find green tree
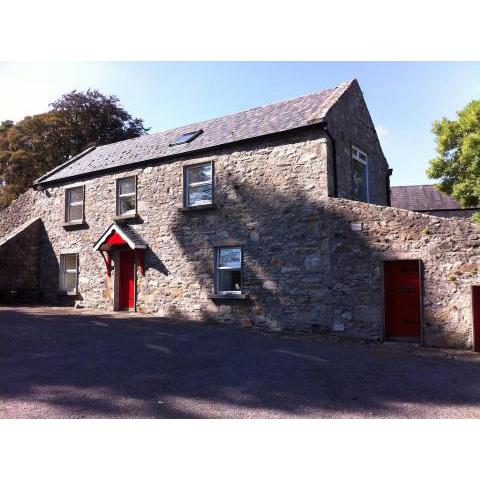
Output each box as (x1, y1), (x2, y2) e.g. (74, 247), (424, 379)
(427, 100), (480, 207)
(0, 90), (148, 208)
(0, 120), (13, 133)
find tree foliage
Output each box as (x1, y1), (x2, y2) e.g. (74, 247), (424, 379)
(0, 90), (148, 208)
(427, 100), (480, 207)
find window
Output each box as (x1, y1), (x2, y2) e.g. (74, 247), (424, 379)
(116, 176), (137, 216)
(215, 247), (242, 294)
(170, 129), (203, 146)
(65, 186), (84, 223)
(184, 162), (213, 207)
(352, 146), (369, 202)
(59, 253), (79, 295)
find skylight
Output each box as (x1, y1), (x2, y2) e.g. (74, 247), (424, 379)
(169, 129), (203, 147)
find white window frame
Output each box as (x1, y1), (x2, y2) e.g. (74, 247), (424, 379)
(352, 146), (369, 202)
(59, 253), (79, 295)
(215, 246), (243, 295)
(65, 186), (84, 224)
(116, 176), (137, 216)
(184, 162), (213, 207)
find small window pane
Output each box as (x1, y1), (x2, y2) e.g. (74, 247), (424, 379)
(119, 196), (136, 215)
(188, 184), (212, 206)
(68, 204), (83, 222)
(188, 163), (212, 184)
(65, 255), (77, 271)
(60, 254), (78, 294)
(66, 187), (83, 222)
(63, 272), (77, 292)
(353, 159), (367, 202)
(218, 270), (242, 292)
(69, 187), (83, 204)
(119, 178), (136, 196)
(218, 248), (241, 269)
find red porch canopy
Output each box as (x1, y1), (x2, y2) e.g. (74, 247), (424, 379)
(93, 223), (147, 277)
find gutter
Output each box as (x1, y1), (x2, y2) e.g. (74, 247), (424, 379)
(386, 168), (393, 206)
(322, 123), (338, 198)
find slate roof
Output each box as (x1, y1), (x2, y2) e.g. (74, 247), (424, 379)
(390, 185), (480, 211)
(121, 223), (148, 248)
(34, 80), (354, 186)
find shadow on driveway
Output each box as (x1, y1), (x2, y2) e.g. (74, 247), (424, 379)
(1, 306), (480, 418)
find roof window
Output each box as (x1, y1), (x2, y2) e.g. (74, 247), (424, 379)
(169, 129), (203, 147)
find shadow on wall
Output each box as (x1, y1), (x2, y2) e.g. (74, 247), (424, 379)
(168, 171), (385, 337)
(0, 219), (78, 307)
(1, 307), (480, 419)
(146, 248), (170, 276)
(38, 221), (80, 307)
(168, 170), (477, 347)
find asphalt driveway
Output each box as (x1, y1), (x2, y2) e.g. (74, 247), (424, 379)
(1, 305), (480, 418)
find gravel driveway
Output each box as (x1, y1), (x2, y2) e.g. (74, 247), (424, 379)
(1, 305), (480, 418)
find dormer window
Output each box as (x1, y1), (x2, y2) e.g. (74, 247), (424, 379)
(65, 186), (85, 224)
(169, 129), (203, 147)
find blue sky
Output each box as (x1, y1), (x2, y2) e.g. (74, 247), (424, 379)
(1, 62), (479, 186)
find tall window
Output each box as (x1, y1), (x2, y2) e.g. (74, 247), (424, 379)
(184, 162), (213, 207)
(352, 146), (369, 202)
(215, 247), (242, 294)
(65, 186), (84, 223)
(59, 253), (79, 295)
(116, 176), (137, 216)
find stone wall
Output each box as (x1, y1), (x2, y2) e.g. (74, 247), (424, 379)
(0, 217), (41, 303)
(325, 79), (390, 205)
(325, 200), (480, 349)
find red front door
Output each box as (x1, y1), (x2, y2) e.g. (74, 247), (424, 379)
(119, 249), (135, 310)
(472, 286), (480, 352)
(384, 260), (421, 339)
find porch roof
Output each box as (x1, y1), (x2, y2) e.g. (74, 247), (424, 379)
(93, 223), (148, 251)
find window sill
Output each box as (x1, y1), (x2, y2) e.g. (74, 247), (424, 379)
(210, 293), (249, 301)
(63, 221), (87, 229)
(178, 203), (216, 213)
(113, 213), (139, 222)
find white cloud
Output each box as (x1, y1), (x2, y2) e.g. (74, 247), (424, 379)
(375, 125), (389, 139)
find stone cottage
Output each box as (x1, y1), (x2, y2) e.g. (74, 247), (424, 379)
(2, 79), (480, 351)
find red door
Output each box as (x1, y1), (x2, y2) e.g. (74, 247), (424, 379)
(472, 286), (480, 352)
(119, 249), (135, 310)
(384, 260), (421, 338)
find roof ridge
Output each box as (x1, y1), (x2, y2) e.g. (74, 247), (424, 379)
(139, 83), (347, 141)
(91, 82), (349, 151)
(391, 184), (438, 188)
